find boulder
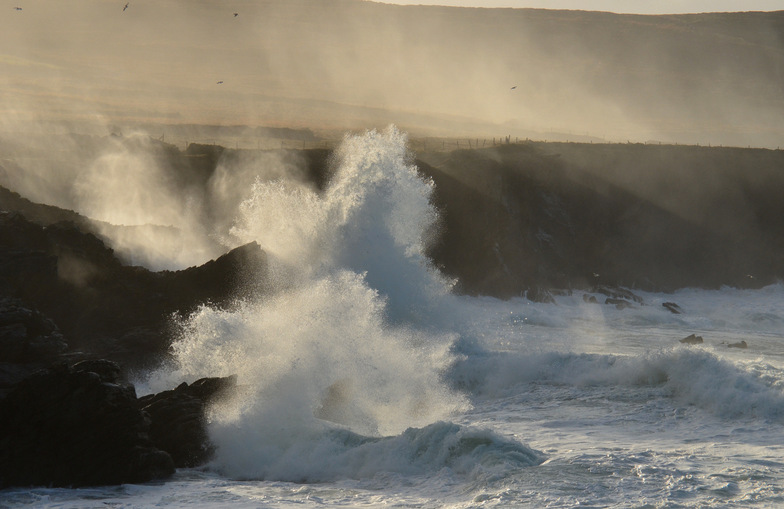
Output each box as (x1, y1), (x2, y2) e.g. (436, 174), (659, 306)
(0, 298), (70, 397)
(0, 360), (174, 488)
(0, 211), (267, 370)
(680, 333), (704, 344)
(662, 302), (683, 314)
(727, 340), (748, 349)
(594, 286), (644, 304)
(605, 297), (634, 310)
(138, 375), (237, 468)
(525, 286), (556, 304)
(0, 297), (67, 363)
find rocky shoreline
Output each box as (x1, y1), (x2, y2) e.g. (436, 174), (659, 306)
(0, 188), (268, 486)
(0, 207), (260, 487)
(0, 357), (236, 487)
(419, 142), (784, 296)
(1, 139), (783, 487)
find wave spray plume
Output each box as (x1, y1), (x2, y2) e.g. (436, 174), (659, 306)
(141, 127), (542, 482)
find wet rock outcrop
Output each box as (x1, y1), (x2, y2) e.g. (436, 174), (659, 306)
(6, 138), (784, 304)
(0, 360), (175, 488)
(0, 297), (69, 396)
(0, 297), (68, 364)
(0, 358), (238, 488)
(662, 302), (683, 314)
(138, 375), (237, 468)
(419, 143), (784, 296)
(0, 211), (267, 370)
(680, 334), (704, 345)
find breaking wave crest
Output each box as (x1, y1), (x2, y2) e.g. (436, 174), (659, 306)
(452, 347), (784, 422)
(209, 421), (544, 483)
(142, 126), (541, 481)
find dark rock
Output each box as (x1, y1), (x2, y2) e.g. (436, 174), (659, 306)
(139, 388), (208, 468)
(0, 298), (70, 396)
(0, 362), (40, 398)
(0, 211), (267, 371)
(419, 143), (784, 295)
(138, 375), (237, 468)
(0, 186), (92, 231)
(525, 286), (556, 304)
(7, 137), (784, 304)
(0, 297), (67, 363)
(662, 302), (683, 314)
(187, 375), (238, 401)
(605, 297), (634, 310)
(6, 136), (784, 303)
(72, 358), (123, 384)
(727, 340), (748, 349)
(594, 286), (644, 304)
(680, 333), (704, 344)
(0, 360), (174, 488)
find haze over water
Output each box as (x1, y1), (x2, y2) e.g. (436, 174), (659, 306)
(3, 0), (784, 147)
(2, 125), (783, 508)
(1, 1), (784, 507)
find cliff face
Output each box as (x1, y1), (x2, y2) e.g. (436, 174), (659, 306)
(419, 143), (784, 296)
(3, 139), (783, 303)
(0, 210), (267, 370)
(1, 140), (783, 373)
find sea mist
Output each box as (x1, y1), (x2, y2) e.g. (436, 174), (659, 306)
(143, 127), (473, 480)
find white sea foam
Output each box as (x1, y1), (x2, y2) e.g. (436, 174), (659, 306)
(6, 126), (784, 507)
(445, 284), (784, 424)
(227, 126), (455, 323)
(452, 348), (784, 421)
(140, 127), (540, 483)
(150, 122), (781, 482)
(209, 421), (544, 483)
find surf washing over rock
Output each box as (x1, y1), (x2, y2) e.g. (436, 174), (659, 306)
(3, 126), (784, 507)
(141, 126), (542, 482)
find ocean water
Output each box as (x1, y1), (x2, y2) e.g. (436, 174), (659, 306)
(2, 127), (783, 508)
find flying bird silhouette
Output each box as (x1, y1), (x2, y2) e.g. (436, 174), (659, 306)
(14, 6), (23, 10)
(123, 3), (128, 11)
(233, 12), (239, 17)
(216, 81), (224, 85)
(511, 86), (517, 90)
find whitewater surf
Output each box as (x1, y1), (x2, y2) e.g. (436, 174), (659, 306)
(2, 127), (783, 507)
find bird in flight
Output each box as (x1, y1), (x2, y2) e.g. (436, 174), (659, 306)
(511, 86), (517, 90)
(233, 12), (239, 17)
(14, 6), (22, 10)
(123, 2), (129, 11)
(216, 81), (224, 85)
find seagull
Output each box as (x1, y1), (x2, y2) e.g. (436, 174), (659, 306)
(123, 2), (128, 11)
(14, 6), (22, 10)
(216, 81), (224, 84)
(233, 12), (239, 17)
(511, 86), (517, 90)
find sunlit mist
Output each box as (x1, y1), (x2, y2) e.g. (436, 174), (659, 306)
(2, 0), (783, 147)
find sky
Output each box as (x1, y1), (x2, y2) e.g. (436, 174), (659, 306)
(372, 0), (784, 14)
